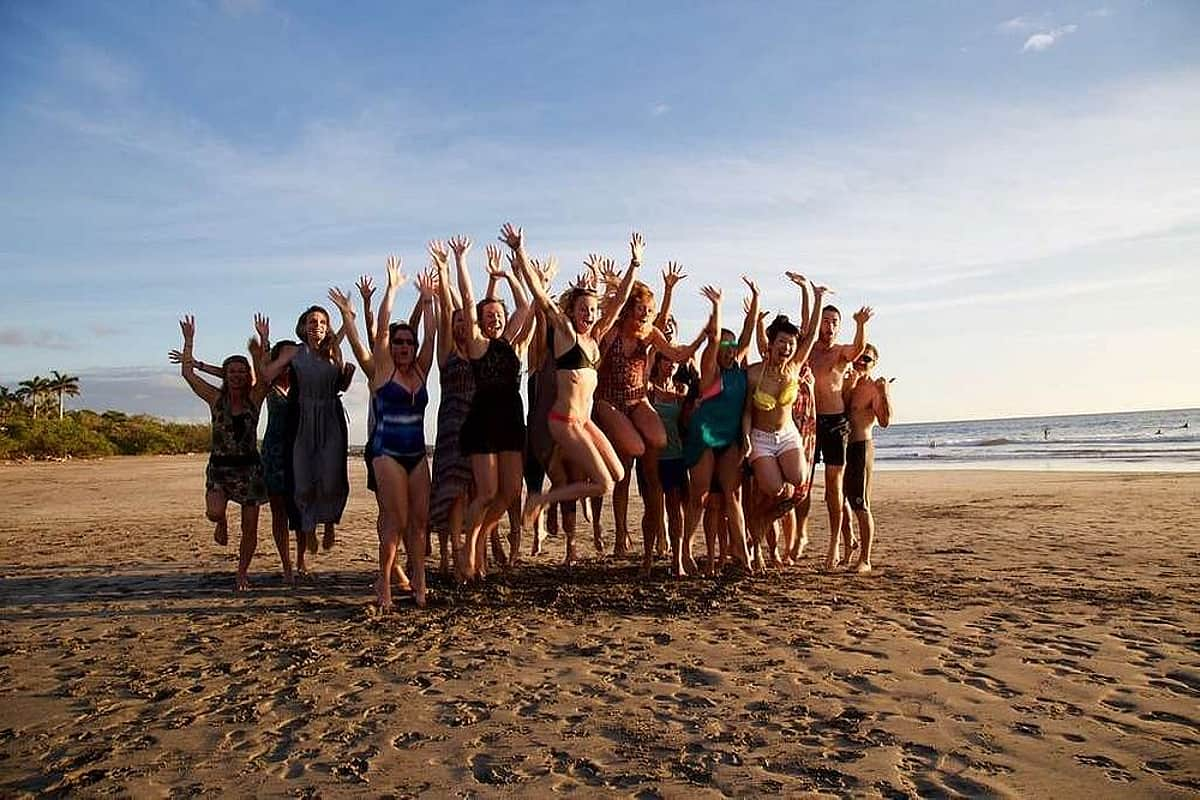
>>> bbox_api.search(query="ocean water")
[874,407,1199,471]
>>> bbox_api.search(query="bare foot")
[374,575,393,613]
[564,544,577,567]
[235,573,251,592]
[212,519,228,546]
[521,493,545,532]
[855,561,873,574]
[322,526,336,551]
[592,530,605,554]
[639,553,653,577]
[682,554,699,576]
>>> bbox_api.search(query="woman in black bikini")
[502,226,638,565]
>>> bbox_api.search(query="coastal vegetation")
[1,376,209,459]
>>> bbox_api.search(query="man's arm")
[842,306,873,363]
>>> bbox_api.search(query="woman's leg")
[629,401,668,574]
[681,450,714,577]
[235,502,260,591]
[462,454,499,580]
[523,421,623,531]
[665,485,684,572]
[268,495,293,584]
[206,488,228,545]
[406,458,431,607]
[372,456,410,610]
[716,447,751,569]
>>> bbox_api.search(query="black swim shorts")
[815,413,851,467]
[844,439,874,511]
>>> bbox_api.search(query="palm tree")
[0,385,16,419]
[48,370,81,420]
[17,376,51,419]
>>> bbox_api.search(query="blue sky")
[2,0,1198,436]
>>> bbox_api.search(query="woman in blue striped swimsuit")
[369,256,436,611]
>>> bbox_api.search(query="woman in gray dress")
[261,305,350,573]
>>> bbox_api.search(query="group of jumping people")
[175,225,893,609]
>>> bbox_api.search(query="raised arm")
[329,286,373,375]
[169,349,225,380]
[734,276,760,361]
[415,268,437,376]
[176,315,220,405]
[747,297,769,358]
[355,275,378,344]
[697,285,722,388]
[445,236,486,356]
[371,255,408,383]
[653,261,686,331]
[785,273,823,367]
[592,233,644,342]
[844,306,873,362]
[490,226,533,345]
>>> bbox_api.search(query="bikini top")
[554,330,600,371]
[752,367,799,412]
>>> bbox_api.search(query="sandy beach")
[0,455,1197,798]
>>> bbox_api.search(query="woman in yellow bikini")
[743,273,825,540]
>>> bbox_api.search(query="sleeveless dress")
[459,338,525,455]
[683,365,748,467]
[527,327,558,470]
[285,344,349,532]
[430,353,475,533]
[206,393,268,505]
[259,389,288,496]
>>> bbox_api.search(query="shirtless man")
[839,344,891,573]
[799,303,871,571]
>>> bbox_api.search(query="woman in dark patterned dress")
[175,315,268,591]
[429,249,477,577]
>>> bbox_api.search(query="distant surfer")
[1043,426,1049,440]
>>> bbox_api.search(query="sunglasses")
[719,340,738,349]
[857,355,875,364]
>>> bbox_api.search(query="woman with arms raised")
[503,225,640,566]
[175,315,269,591]
[441,233,533,581]
[679,279,760,576]
[258,304,351,564]
[366,256,436,610]
[743,273,824,567]
[593,247,703,575]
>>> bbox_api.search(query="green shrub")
[0,412,210,460]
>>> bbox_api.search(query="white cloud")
[1087,7,1114,18]
[998,16,1037,32]
[1023,24,1078,52]
[651,103,671,117]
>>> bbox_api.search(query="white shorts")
[750,426,802,462]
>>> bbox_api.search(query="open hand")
[416,268,437,298]
[662,261,686,289]
[853,306,874,325]
[785,271,808,288]
[448,235,471,261]
[539,255,559,284]
[701,285,722,304]
[428,241,449,268]
[254,313,270,342]
[485,243,502,274]
[386,255,407,289]
[498,223,522,251]
[168,349,193,366]
[741,275,760,297]
[629,232,645,264]
[179,315,196,343]
[356,275,375,303]
[327,287,354,316]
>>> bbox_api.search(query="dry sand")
[1,455,1197,798]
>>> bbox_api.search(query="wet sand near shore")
[1,455,1197,798]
